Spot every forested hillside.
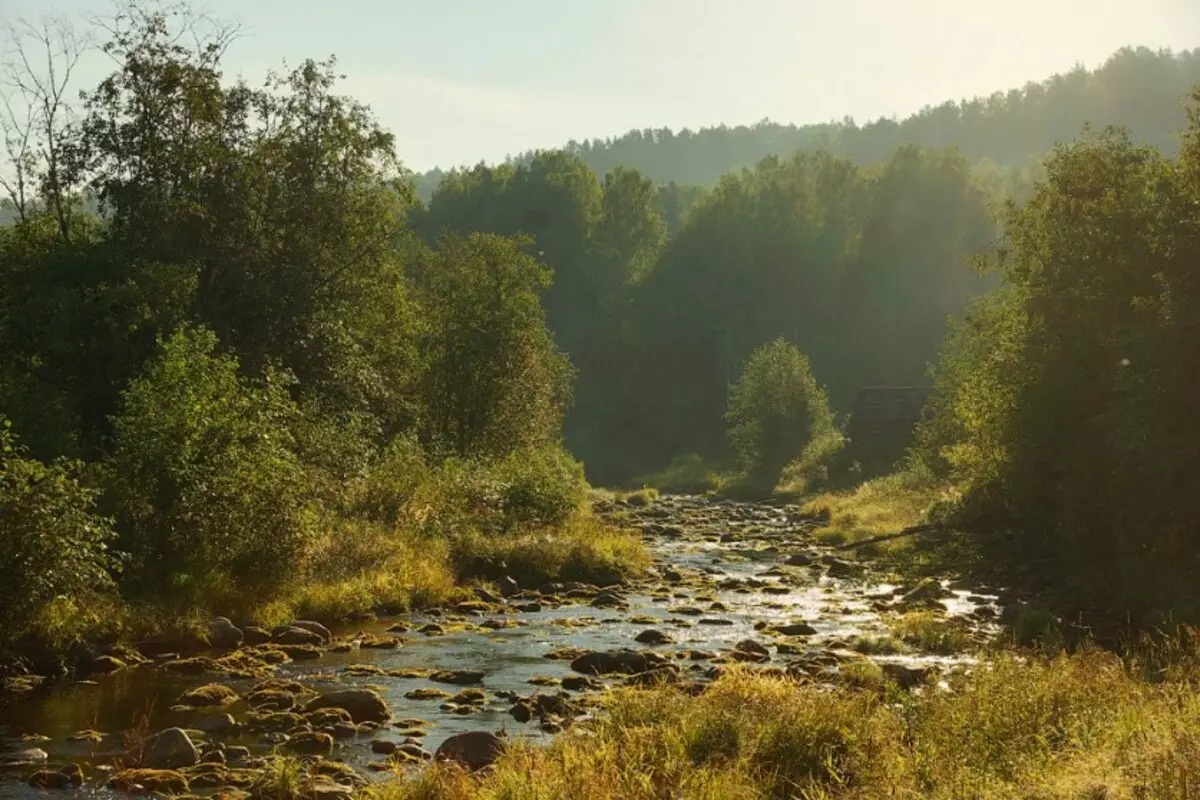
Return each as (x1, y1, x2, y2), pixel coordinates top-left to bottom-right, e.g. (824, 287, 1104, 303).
(414, 146, 1000, 482)
(416, 46, 1199, 196)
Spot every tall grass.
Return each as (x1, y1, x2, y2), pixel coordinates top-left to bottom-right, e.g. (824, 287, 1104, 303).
(360, 643, 1200, 799)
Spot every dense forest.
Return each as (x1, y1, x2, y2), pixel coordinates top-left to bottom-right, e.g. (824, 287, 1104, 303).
(8, 4, 1200, 799)
(416, 46, 1200, 196)
(2, 0, 1200, 664)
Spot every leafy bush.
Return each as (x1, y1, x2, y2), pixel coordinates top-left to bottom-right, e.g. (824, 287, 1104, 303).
(0, 418, 117, 651)
(105, 326, 316, 603)
(725, 338, 834, 490)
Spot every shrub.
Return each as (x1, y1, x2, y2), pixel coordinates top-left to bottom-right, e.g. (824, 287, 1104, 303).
(0, 417, 117, 651)
(725, 338, 833, 491)
(105, 326, 316, 603)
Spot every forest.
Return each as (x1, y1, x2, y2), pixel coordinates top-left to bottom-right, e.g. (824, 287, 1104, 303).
(4, 3, 1200, 798)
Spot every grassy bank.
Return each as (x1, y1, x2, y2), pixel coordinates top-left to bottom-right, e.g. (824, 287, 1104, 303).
(362, 647, 1200, 799)
(798, 469, 945, 548)
(7, 510, 649, 678)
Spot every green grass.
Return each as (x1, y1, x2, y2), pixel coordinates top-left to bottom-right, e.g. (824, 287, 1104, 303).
(888, 610, 974, 655)
(358, 644, 1200, 799)
(800, 468, 946, 550)
(449, 513, 650, 589)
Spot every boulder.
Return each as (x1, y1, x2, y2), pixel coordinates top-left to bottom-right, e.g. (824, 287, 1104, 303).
(570, 649, 650, 675)
(208, 617, 244, 650)
(304, 689, 391, 723)
(784, 553, 812, 566)
(497, 576, 520, 597)
(177, 683, 238, 707)
(27, 769, 79, 790)
(193, 714, 240, 734)
(242, 625, 272, 645)
(634, 629, 674, 645)
(430, 669, 485, 685)
(272, 626, 324, 646)
(145, 728, 199, 769)
(289, 620, 333, 644)
(285, 731, 334, 755)
(734, 639, 770, 657)
(773, 623, 817, 636)
(434, 731, 506, 771)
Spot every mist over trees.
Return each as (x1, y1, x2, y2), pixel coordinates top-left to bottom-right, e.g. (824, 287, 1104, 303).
(415, 46, 1200, 198)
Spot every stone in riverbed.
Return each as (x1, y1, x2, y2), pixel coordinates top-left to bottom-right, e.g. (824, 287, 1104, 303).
(285, 731, 334, 755)
(570, 649, 657, 675)
(497, 576, 520, 597)
(242, 625, 272, 645)
(208, 617, 244, 649)
(271, 626, 324, 646)
(178, 683, 239, 707)
(634, 629, 674, 645)
(734, 639, 770, 657)
(145, 728, 199, 769)
(108, 769, 189, 794)
(435, 731, 506, 771)
(773, 623, 818, 636)
(560, 675, 601, 691)
(289, 620, 333, 644)
(430, 669, 485, 685)
(304, 689, 391, 723)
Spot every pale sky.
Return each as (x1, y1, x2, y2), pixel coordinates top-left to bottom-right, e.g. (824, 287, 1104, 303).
(4, 0, 1199, 171)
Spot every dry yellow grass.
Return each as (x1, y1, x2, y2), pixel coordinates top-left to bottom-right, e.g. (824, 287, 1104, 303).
(360, 647, 1200, 800)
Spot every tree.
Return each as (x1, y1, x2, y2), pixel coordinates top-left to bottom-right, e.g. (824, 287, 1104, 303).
(412, 233, 574, 459)
(105, 326, 315, 601)
(0, 416, 116, 651)
(725, 338, 833, 489)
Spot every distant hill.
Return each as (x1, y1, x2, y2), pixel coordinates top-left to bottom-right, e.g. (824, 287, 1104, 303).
(415, 46, 1199, 199)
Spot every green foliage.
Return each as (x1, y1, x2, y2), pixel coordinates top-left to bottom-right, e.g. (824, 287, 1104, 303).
(0, 418, 117, 650)
(918, 96, 1200, 621)
(105, 326, 316, 601)
(725, 339, 834, 490)
(413, 233, 574, 459)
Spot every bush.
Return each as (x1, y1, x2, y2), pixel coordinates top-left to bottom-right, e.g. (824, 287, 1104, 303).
(105, 326, 316, 603)
(725, 338, 833, 492)
(0, 418, 117, 652)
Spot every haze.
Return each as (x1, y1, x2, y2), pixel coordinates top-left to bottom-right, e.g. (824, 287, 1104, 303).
(4, 0, 1199, 170)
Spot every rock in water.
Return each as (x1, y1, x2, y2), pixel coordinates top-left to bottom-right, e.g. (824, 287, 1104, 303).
(289, 620, 333, 644)
(497, 576, 520, 597)
(271, 625, 324, 646)
(304, 688, 391, 723)
(570, 649, 649, 675)
(430, 669, 486, 685)
(435, 731, 506, 771)
(634, 629, 674, 645)
(145, 728, 199, 769)
(285, 731, 334, 755)
(207, 617, 243, 649)
(734, 639, 770, 656)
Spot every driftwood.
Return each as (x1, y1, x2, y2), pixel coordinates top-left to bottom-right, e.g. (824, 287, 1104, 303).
(832, 523, 949, 551)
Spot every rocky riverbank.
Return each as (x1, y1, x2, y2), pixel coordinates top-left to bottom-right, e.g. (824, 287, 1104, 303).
(0, 494, 1003, 798)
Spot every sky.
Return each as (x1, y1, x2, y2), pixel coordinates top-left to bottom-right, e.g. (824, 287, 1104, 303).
(3, 0, 1199, 171)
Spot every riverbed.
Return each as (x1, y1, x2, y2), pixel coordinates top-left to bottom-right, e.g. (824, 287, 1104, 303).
(0, 494, 999, 797)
